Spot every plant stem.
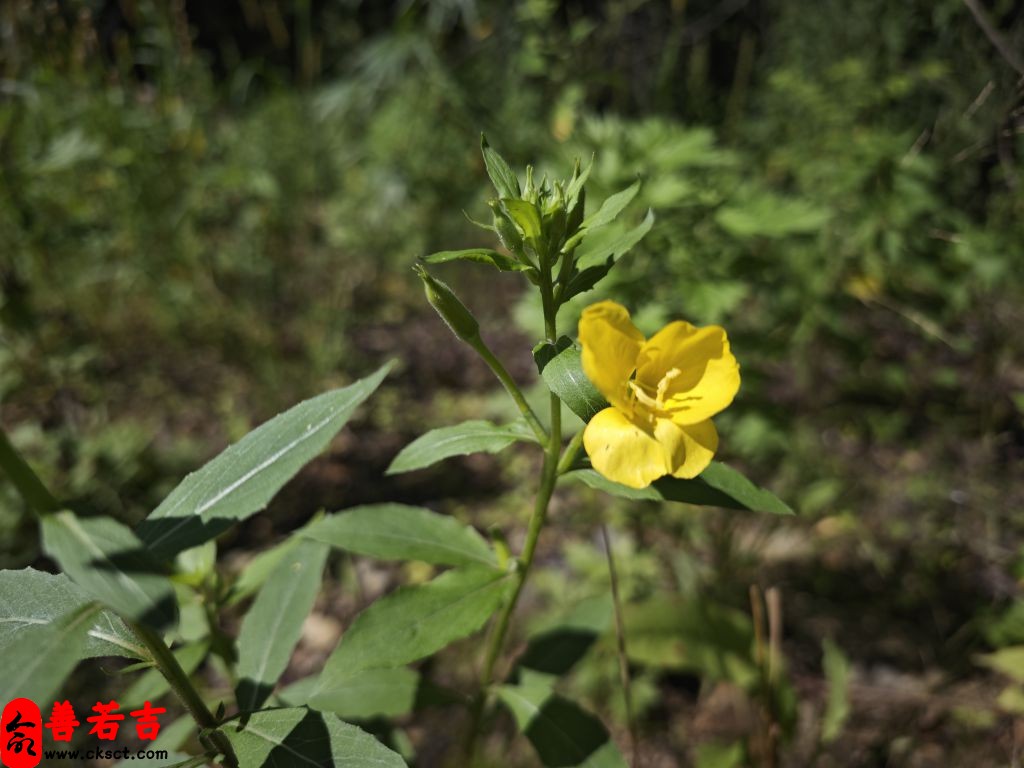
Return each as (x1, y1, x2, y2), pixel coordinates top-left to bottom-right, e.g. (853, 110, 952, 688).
(557, 428, 585, 475)
(130, 622, 239, 768)
(465, 278, 563, 762)
(601, 524, 637, 767)
(0, 427, 237, 767)
(470, 336, 548, 443)
(0, 426, 61, 516)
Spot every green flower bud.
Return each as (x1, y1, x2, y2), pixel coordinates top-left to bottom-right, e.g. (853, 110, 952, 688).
(414, 264, 480, 342)
(490, 202, 524, 255)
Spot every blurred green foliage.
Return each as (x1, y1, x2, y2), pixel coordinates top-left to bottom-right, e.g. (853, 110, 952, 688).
(1, 0, 1023, 762)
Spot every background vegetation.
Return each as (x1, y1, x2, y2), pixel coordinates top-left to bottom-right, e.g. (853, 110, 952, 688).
(1, 0, 1022, 764)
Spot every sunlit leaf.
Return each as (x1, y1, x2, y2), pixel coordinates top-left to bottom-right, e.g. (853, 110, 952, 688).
(137, 364, 391, 557)
(316, 568, 512, 691)
(309, 667, 420, 719)
(0, 568, 146, 660)
(574, 209, 654, 270)
(481, 135, 521, 199)
(221, 707, 405, 767)
(303, 504, 496, 569)
(387, 419, 537, 475)
(42, 511, 178, 628)
(570, 462, 793, 515)
(534, 336, 608, 422)
(422, 248, 532, 273)
(0, 601, 101, 703)
(497, 671, 627, 767)
(236, 539, 329, 712)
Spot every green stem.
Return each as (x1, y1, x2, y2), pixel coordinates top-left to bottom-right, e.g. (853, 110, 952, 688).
(470, 336, 548, 443)
(465, 277, 563, 762)
(0, 426, 61, 516)
(601, 524, 637, 766)
(557, 428, 585, 475)
(130, 622, 239, 768)
(0, 427, 237, 766)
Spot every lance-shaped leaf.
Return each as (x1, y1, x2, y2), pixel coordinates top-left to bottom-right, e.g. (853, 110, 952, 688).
(516, 596, 613, 677)
(570, 462, 793, 515)
(137, 364, 391, 557)
(481, 135, 521, 199)
(316, 568, 512, 694)
(563, 181, 642, 252)
(534, 337, 608, 422)
(386, 420, 537, 475)
(221, 707, 406, 767)
(302, 504, 496, 569)
(307, 667, 420, 719)
(421, 248, 533, 273)
(1, 601, 101, 704)
(581, 180, 640, 231)
(497, 671, 627, 768)
(0, 568, 146, 660)
(42, 511, 178, 629)
(236, 539, 329, 712)
(574, 209, 655, 271)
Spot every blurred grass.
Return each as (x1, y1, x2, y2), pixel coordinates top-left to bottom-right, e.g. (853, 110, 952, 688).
(1, 0, 1023, 763)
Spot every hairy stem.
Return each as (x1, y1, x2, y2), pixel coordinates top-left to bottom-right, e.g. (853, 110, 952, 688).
(601, 524, 637, 766)
(471, 336, 548, 443)
(0, 427, 238, 767)
(465, 276, 563, 762)
(131, 622, 239, 768)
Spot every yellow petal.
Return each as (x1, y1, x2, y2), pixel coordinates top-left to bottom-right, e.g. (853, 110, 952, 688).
(584, 407, 667, 489)
(578, 301, 645, 411)
(636, 321, 740, 425)
(655, 418, 718, 479)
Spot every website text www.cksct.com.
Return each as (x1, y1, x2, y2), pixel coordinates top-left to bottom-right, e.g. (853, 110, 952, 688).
(41, 746, 170, 761)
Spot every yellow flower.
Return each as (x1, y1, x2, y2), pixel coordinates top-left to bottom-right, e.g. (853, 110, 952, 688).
(579, 301, 741, 489)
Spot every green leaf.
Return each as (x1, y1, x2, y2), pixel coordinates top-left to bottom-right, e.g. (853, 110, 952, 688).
(497, 671, 627, 768)
(502, 199, 543, 242)
(302, 504, 496, 568)
(113, 751, 195, 768)
(236, 539, 329, 712)
(137, 364, 391, 557)
(978, 646, 1024, 683)
(309, 667, 420, 719)
(123, 641, 208, 708)
(533, 336, 608, 422)
(42, 511, 178, 628)
(574, 209, 655, 270)
(0, 568, 146, 660)
(570, 461, 793, 515)
(821, 638, 851, 743)
(695, 741, 746, 768)
(221, 707, 406, 767)
(481, 135, 521, 199)
(581, 180, 641, 231)
(565, 155, 593, 210)
(562, 258, 615, 303)
(517, 595, 612, 677)
(316, 568, 511, 691)
(386, 419, 537, 475)
(421, 248, 532, 273)
(228, 534, 304, 606)
(0, 601, 101, 703)
(622, 594, 757, 687)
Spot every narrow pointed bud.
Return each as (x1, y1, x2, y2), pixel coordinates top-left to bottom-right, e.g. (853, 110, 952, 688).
(414, 264, 480, 342)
